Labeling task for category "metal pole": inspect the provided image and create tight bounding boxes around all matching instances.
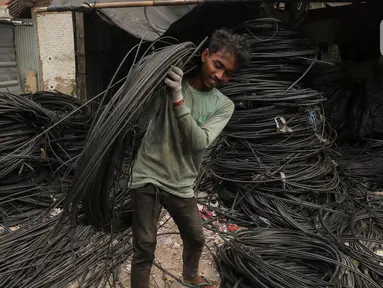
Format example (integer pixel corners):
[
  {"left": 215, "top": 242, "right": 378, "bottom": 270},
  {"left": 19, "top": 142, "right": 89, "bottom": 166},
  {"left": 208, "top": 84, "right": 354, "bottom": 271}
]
[{"left": 35, "top": 0, "right": 205, "bottom": 12}]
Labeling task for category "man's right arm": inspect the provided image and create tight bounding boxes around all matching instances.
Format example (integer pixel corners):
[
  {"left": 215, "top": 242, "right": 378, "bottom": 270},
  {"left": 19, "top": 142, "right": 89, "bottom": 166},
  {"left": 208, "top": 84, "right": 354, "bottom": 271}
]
[{"left": 174, "top": 99, "right": 234, "bottom": 152}]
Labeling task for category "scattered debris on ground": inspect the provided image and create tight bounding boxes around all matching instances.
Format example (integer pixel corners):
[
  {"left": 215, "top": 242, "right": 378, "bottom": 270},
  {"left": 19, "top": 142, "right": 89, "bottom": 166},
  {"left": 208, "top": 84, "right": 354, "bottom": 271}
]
[{"left": 119, "top": 213, "right": 222, "bottom": 288}]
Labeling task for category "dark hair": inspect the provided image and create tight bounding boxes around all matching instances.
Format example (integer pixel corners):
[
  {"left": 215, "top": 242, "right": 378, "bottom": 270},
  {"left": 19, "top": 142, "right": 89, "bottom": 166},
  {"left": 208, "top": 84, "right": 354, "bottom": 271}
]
[{"left": 208, "top": 28, "right": 251, "bottom": 70}]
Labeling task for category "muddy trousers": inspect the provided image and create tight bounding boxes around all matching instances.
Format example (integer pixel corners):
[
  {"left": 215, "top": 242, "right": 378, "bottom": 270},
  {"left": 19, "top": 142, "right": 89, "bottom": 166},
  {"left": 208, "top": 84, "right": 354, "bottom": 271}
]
[{"left": 130, "top": 184, "right": 205, "bottom": 288}]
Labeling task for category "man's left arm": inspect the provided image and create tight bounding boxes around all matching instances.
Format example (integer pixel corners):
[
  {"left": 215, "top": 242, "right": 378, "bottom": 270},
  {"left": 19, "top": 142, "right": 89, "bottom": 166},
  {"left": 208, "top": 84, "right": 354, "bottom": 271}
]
[{"left": 174, "top": 100, "right": 234, "bottom": 152}]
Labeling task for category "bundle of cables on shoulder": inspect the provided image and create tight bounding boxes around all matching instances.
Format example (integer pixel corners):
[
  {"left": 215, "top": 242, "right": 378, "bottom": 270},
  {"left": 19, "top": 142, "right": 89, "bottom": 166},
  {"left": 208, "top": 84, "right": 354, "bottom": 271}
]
[
  {"left": 63, "top": 41, "right": 198, "bottom": 228},
  {"left": 0, "top": 41, "right": 199, "bottom": 287}
]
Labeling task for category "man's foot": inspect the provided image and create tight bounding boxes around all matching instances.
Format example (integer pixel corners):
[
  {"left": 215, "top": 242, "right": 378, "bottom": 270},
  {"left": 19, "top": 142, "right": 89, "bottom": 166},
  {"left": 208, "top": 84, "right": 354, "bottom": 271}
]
[{"left": 184, "top": 276, "right": 217, "bottom": 288}]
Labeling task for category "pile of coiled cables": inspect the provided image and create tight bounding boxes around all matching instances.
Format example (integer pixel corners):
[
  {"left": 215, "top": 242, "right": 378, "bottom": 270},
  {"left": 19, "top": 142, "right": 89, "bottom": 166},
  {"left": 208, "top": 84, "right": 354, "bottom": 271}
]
[
  {"left": 201, "top": 19, "right": 339, "bottom": 232},
  {"left": 0, "top": 91, "right": 92, "bottom": 227},
  {"left": 216, "top": 228, "right": 383, "bottom": 288},
  {"left": 199, "top": 18, "right": 383, "bottom": 287},
  {"left": 316, "top": 200, "right": 383, "bottom": 288},
  {"left": 1, "top": 18, "right": 382, "bottom": 288},
  {"left": 0, "top": 89, "right": 136, "bottom": 287}
]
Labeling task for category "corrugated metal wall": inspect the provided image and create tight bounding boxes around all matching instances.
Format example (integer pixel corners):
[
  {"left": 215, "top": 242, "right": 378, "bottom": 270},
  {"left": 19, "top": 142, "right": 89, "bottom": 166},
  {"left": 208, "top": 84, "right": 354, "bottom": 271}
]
[
  {"left": 14, "top": 19, "right": 40, "bottom": 91},
  {"left": 0, "top": 21, "right": 20, "bottom": 94}
]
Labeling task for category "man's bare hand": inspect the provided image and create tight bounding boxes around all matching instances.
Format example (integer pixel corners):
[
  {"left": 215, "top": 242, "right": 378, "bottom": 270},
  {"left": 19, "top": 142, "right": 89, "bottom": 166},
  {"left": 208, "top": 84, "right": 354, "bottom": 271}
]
[{"left": 165, "top": 65, "right": 184, "bottom": 103}]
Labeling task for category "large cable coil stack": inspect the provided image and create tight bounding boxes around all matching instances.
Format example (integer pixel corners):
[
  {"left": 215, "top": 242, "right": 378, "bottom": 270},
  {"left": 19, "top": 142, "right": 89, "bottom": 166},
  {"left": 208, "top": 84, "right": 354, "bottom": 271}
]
[
  {"left": 200, "top": 19, "right": 383, "bottom": 287},
  {"left": 203, "top": 19, "right": 339, "bottom": 231}
]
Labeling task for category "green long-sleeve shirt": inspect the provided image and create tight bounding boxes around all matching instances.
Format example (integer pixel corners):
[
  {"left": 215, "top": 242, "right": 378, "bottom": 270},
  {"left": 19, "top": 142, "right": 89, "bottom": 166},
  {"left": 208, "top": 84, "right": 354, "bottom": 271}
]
[{"left": 131, "top": 80, "right": 234, "bottom": 198}]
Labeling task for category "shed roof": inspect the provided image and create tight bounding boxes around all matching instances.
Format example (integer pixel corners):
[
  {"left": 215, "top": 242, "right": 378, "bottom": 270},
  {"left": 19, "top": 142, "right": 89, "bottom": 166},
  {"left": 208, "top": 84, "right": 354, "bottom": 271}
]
[{"left": 49, "top": 0, "right": 195, "bottom": 40}]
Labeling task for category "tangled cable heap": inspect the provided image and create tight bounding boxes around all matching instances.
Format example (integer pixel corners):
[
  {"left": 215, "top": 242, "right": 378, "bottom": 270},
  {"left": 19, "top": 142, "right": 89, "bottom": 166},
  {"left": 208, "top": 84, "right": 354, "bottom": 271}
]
[
  {"left": 0, "top": 91, "right": 91, "bottom": 227},
  {"left": 217, "top": 229, "right": 365, "bottom": 288},
  {"left": 0, "top": 216, "right": 133, "bottom": 288},
  {"left": 201, "top": 19, "right": 383, "bottom": 287},
  {"left": 0, "top": 91, "right": 133, "bottom": 287}
]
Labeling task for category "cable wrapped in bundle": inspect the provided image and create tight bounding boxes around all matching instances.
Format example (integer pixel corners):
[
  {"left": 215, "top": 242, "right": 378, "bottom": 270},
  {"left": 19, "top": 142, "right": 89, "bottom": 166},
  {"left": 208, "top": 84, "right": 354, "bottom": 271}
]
[
  {"left": 64, "top": 42, "right": 197, "bottom": 228},
  {"left": 216, "top": 228, "right": 382, "bottom": 288}
]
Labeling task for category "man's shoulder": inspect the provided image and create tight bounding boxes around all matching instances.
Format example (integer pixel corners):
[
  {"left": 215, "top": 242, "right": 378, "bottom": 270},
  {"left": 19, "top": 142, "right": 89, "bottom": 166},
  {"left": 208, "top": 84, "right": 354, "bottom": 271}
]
[
  {"left": 214, "top": 89, "right": 234, "bottom": 109},
  {"left": 210, "top": 89, "right": 234, "bottom": 118}
]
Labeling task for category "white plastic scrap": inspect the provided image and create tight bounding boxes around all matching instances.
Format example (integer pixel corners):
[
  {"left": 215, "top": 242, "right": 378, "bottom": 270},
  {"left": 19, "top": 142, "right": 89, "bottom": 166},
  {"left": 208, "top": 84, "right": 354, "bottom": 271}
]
[
  {"left": 275, "top": 116, "right": 293, "bottom": 133},
  {"left": 280, "top": 172, "right": 286, "bottom": 190}
]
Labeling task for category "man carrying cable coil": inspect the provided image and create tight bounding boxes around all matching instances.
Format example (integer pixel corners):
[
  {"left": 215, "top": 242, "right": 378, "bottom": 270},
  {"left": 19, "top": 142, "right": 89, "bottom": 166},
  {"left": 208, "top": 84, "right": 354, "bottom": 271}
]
[{"left": 130, "top": 29, "right": 250, "bottom": 288}]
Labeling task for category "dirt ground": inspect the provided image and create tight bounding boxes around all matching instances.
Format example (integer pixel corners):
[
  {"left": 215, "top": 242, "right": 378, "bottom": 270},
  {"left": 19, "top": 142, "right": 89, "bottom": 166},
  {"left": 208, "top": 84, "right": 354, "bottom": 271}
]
[{"left": 118, "top": 213, "right": 222, "bottom": 287}]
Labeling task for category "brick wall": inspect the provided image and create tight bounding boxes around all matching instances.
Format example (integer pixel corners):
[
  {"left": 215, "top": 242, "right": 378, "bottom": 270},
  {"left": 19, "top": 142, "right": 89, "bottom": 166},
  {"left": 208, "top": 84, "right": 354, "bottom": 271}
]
[
  {"left": 0, "top": 5, "right": 10, "bottom": 18},
  {"left": 35, "top": 11, "right": 76, "bottom": 95}
]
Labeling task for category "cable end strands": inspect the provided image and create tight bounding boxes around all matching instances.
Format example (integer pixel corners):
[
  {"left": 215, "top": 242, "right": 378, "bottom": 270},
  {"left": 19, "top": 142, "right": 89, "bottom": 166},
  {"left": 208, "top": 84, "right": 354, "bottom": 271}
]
[{"left": 63, "top": 42, "right": 197, "bottom": 229}]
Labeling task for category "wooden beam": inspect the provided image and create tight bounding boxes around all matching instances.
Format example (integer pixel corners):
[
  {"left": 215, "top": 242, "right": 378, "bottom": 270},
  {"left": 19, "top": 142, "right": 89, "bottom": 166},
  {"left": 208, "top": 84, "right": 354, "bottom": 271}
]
[
  {"left": 73, "top": 11, "right": 87, "bottom": 101},
  {"left": 35, "top": 0, "right": 205, "bottom": 12}
]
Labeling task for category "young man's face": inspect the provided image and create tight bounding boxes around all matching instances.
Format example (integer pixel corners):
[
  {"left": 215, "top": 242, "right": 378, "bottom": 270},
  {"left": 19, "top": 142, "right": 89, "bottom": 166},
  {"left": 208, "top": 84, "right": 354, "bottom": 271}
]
[{"left": 200, "top": 48, "right": 237, "bottom": 89}]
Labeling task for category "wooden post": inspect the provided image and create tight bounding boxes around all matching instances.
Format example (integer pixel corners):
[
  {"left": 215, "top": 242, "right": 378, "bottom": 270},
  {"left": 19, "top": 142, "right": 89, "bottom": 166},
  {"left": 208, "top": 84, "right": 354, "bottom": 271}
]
[
  {"left": 24, "top": 71, "right": 38, "bottom": 93},
  {"left": 35, "top": 0, "right": 205, "bottom": 12},
  {"left": 73, "top": 11, "right": 87, "bottom": 101}
]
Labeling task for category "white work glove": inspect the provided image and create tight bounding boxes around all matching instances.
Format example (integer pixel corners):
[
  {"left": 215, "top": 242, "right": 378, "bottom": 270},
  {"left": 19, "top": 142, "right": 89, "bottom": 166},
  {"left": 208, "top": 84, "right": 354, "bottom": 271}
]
[{"left": 164, "top": 65, "right": 184, "bottom": 103}]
